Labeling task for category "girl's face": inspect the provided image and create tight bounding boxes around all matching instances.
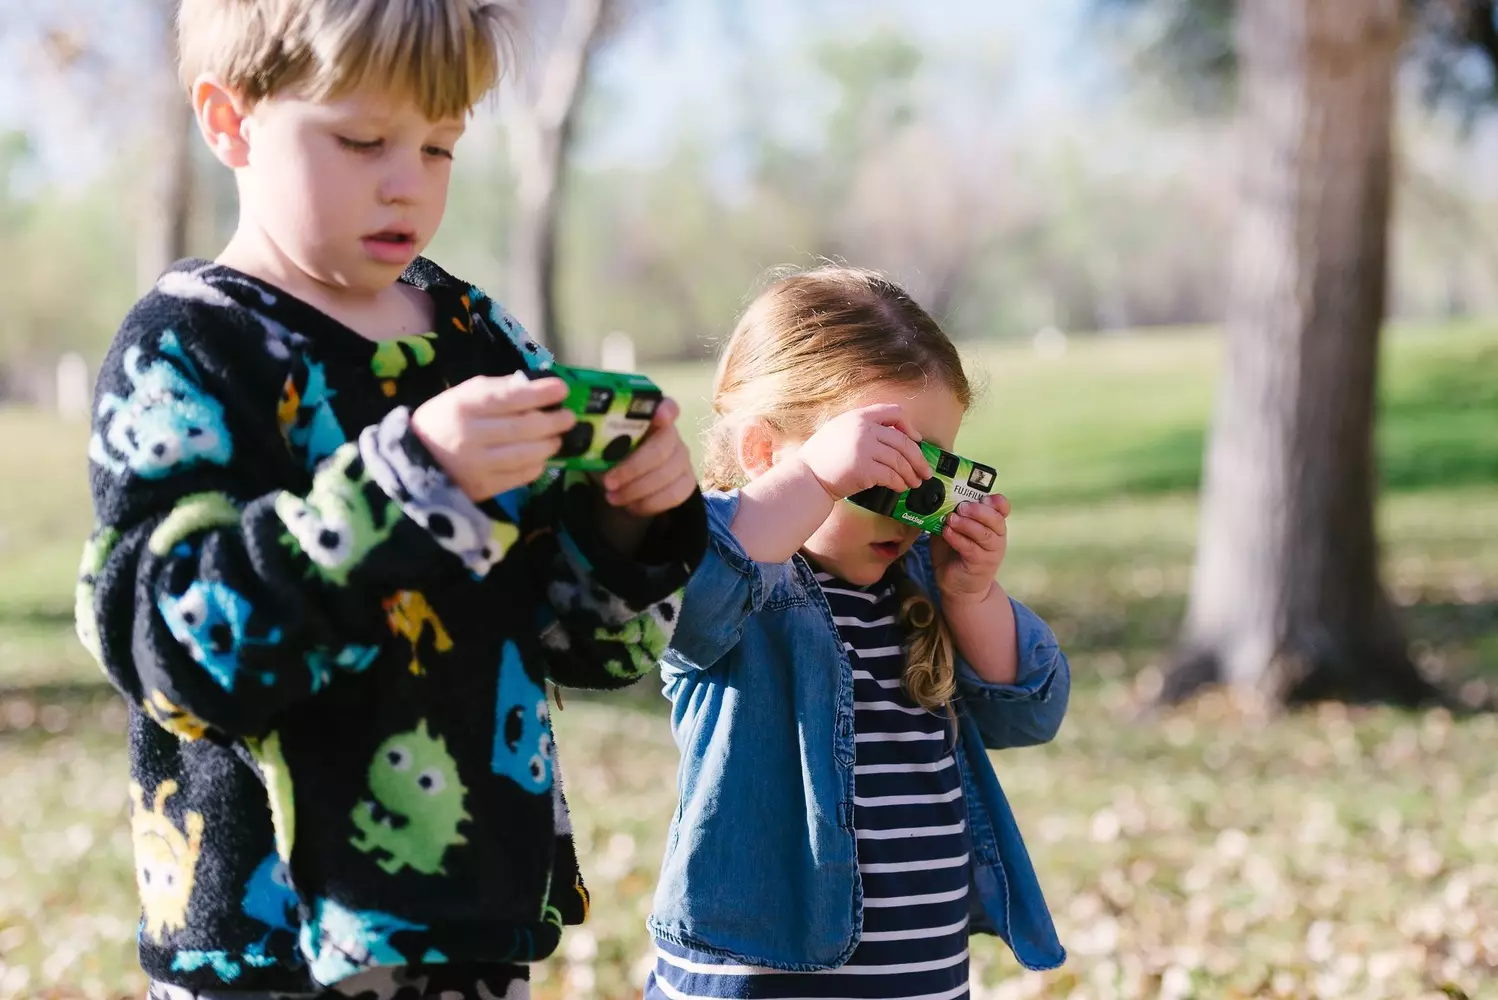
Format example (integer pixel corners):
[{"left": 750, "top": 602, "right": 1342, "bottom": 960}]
[{"left": 770, "top": 379, "right": 966, "bottom": 586}]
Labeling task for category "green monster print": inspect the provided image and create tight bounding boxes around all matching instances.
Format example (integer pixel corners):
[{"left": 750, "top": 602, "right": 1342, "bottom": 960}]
[
  {"left": 147, "top": 491, "right": 241, "bottom": 557},
  {"left": 350, "top": 720, "right": 470, "bottom": 876},
  {"left": 74, "top": 525, "right": 120, "bottom": 665},
  {"left": 275, "top": 444, "right": 398, "bottom": 586},
  {"left": 595, "top": 595, "right": 680, "bottom": 680},
  {"left": 245, "top": 731, "right": 296, "bottom": 863},
  {"left": 370, "top": 333, "right": 438, "bottom": 396}
]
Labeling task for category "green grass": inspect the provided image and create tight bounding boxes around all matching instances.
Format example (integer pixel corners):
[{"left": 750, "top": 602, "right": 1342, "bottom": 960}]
[{"left": 1, "top": 320, "right": 1496, "bottom": 999}]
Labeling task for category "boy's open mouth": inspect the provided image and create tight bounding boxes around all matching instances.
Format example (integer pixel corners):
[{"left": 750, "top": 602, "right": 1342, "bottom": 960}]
[{"left": 363, "top": 228, "right": 417, "bottom": 261}]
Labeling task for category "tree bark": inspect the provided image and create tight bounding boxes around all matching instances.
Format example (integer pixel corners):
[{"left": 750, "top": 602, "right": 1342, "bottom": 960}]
[
  {"left": 1163, "top": 0, "right": 1442, "bottom": 709},
  {"left": 507, "top": 0, "right": 609, "bottom": 361},
  {"left": 136, "top": 0, "right": 194, "bottom": 292}
]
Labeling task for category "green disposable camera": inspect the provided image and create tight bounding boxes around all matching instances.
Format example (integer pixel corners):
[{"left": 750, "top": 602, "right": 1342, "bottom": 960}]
[
  {"left": 847, "top": 441, "right": 998, "bottom": 534},
  {"left": 532, "top": 363, "right": 664, "bottom": 471}
]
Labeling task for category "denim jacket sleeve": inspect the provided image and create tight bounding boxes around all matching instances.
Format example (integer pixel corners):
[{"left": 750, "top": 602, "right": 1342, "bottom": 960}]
[
  {"left": 908, "top": 538, "right": 1071, "bottom": 750},
  {"left": 662, "top": 490, "right": 800, "bottom": 673}
]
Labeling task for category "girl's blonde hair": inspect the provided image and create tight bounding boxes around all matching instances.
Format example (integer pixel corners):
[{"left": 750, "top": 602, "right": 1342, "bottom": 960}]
[
  {"left": 704, "top": 265, "right": 974, "bottom": 714},
  {"left": 177, "top": 0, "right": 519, "bottom": 120}
]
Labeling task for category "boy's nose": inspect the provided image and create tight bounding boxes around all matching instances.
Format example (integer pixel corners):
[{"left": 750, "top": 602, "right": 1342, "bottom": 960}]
[{"left": 378, "top": 162, "right": 423, "bottom": 205}]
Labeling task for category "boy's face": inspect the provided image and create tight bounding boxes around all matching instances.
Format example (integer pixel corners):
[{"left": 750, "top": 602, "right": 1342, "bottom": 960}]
[{"left": 235, "top": 89, "right": 466, "bottom": 294}]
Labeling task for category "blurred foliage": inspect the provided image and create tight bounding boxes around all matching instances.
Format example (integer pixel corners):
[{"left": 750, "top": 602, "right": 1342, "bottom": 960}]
[
  {"left": 1, "top": 13, "right": 1496, "bottom": 388},
  {"left": 1095, "top": 0, "right": 1498, "bottom": 118}
]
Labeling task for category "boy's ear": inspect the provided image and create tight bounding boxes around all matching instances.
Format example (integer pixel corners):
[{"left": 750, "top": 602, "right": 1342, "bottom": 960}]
[
  {"left": 736, "top": 420, "right": 780, "bottom": 482},
  {"left": 192, "top": 74, "right": 252, "bottom": 169}
]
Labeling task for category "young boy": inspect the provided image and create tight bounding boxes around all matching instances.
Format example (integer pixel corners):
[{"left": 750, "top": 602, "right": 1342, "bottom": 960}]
[{"left": 75, "top": 2, "right": 706, "bottom": 997}]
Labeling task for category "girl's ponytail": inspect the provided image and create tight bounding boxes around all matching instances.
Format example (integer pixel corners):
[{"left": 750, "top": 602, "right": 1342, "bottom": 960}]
[{"left": 890, "top": 564, "right": 958, "bottom": 717}]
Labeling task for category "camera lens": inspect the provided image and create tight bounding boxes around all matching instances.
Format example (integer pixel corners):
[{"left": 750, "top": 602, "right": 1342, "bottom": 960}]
[
  {"left": 601, "top": 434, "right": 634, "bottom": 463},
  {"left": 904, "top": 477, "right": 947, "bottom": 516},
  {"left": 557, "top": 421, "right": 594, "bottom": 458}
]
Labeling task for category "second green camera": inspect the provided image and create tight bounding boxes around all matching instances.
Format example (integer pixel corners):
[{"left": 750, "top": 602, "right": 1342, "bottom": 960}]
[{"left": 846, "top": 441, "right": 998, "bottom": 534}]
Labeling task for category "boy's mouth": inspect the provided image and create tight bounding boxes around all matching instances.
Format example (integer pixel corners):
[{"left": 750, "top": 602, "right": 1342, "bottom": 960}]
[
  {"left": 362, "top": 228, "right": 417, "bottom": 262},
  {"left": 870, "top": 540, "right": 903, "bottom": 560}
]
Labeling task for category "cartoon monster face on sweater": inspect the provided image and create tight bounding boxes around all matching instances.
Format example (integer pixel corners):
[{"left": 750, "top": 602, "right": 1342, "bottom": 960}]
[
  {"left": 275, "top": 445, "right": 398, "bottom": 586},
  {"left": 350, "top": 720, "right": 470, "bottom": 876},
  {"left": 129, "top": 779, "right": 205, "bottom": 944},
  {"left": 242, "top": 853, "right": 299, "bottom": 938},
  {"left": 491, "top": 641, "right": 553, "bottom": 794},
  {"left": 284, "top": 359, "right": 346, "bottom": 471},
  {"left": 89, "top": 330, "right": 233, "bottom": 479},
  {"left": 300, "top": 897, "right": 430, "bottom": 984},
  {"left": 158, "top": 578, "right": 282, "bottom": 693}
]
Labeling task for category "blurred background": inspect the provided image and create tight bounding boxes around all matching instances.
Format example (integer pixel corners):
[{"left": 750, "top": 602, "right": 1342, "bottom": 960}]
[{"left": 0, "top": 1, "right": 1495, "bottom": 998}]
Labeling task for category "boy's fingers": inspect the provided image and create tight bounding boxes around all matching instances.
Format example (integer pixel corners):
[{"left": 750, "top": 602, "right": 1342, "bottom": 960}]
[
  {"left": 607, "top": 455, "right": 683, "bottom": 506},
  {"left": 650, "top": 397, "right": 681, "bottom": 428},
  {"left": 602, "top": 427, "right": 681, "bottom": 491},
  {"left": 474, "top": 407, "right": 576, "bottom": 446},
  {"left": 625, "top": 467, "right": 698, "bottom": 517},
  {"left": 464, "top": 372, "right": 569, "bottom": 415},
  {"left": 484, "top": 438, "right": 563, "bottom": 471}
]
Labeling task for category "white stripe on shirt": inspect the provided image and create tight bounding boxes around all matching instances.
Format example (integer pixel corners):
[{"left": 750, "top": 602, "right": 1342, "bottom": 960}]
[{"left": 854, "top": 787, "right": 963, "bottom": 808}]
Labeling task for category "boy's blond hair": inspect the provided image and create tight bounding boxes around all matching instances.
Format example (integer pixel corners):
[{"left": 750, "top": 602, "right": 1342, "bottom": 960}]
[{"left": 177, "top": 0, "right": 519, "bottom": 119}]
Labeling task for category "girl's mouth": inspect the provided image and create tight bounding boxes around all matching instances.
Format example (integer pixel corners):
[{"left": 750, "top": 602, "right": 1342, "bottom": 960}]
[{"left": 870, "top": 540, "right": 903, "bottom": 560}]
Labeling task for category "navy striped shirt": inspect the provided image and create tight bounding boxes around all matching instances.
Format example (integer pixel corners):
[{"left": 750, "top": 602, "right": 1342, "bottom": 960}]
[{"left": 645, "top": 570, "right": 972, "bottom": 1000}]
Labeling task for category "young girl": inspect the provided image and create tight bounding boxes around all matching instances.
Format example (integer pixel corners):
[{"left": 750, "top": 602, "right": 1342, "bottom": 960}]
[{"left": 644, "top": 266, "right": 1070, "bottom": 999}]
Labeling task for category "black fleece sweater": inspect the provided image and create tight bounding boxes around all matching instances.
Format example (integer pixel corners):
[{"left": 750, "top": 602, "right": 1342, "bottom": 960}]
[{"left": 76, "top": 257, "right": 705, "bottom": 990}]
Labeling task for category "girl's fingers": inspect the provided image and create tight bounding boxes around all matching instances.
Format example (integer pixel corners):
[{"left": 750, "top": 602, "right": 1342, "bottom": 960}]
[
  {"left": 874, "top": 441, "right": 921, "bottom": 491},
  {"left": 947, "top": 511, "right": 1001, "bottom": 551},
  {"left": 940, "top": 521, "right": 985, "bottom": 561},
  {"left": 877, "top": 425, "right": 931, "bottom": 482},
  {"left": 959, "top": 501, "right": 1008, "bottom": 536}
]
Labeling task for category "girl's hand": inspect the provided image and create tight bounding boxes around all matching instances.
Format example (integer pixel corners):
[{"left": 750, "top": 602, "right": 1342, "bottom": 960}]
[
  {"left": 794, "top": 404, "right": 932, "bottom": 501},
  {"left": 932, "top": 493, "right": 1010, "bottom": 606},
  {"left": 598, "top": 398, "right": 698, "bottom": 518}
]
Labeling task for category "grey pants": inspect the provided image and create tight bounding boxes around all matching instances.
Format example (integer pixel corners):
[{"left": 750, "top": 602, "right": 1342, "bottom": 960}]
[{"left": 148, "top": 964, "right": 528, "bottom": 1000}]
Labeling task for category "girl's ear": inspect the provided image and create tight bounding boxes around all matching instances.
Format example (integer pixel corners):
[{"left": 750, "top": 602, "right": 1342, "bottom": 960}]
[{"left": 736, "top": 420, "right": 780, "bottom": 481}]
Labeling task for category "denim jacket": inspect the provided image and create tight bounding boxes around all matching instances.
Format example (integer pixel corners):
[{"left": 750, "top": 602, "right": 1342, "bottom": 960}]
[{"left": 647, "top": 490, "right": 1069, "bottom": 972}]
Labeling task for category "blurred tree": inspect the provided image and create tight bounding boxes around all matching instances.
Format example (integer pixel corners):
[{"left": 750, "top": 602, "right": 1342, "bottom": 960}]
[
  {"left": 507, "top": 0, "right": 657, "bottom": 361},
  {"left": 1102, "top": 0, "right": 1498, "bottom": 708},
  {"left": 135, "top": 0, "right": 196, "bottom": 292}
]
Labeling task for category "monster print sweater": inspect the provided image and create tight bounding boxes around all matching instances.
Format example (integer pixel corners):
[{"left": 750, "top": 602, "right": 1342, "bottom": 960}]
[{"left": 76, "top": 257, "right": 706, "bottom": 992}]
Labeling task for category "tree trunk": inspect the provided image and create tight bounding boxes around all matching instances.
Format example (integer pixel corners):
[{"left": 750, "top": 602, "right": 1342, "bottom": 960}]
[
  {"left": 136, "top": 1, "right": 194, "bottom": 292},
  {"left": 1163, "top": 0, "right": 1441, "bottom": 709},
  {"left": 507, "top": 0, "right": 609, "bottom": 361}
]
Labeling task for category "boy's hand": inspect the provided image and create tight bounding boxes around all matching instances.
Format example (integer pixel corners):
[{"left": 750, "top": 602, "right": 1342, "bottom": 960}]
[
  {"left": 411, "top": 373, "right": 577, "bottom": 501},
  {"left": 932, "top": 493, "right": 1010, "bottom": 606},
  {"left": 598, "top": 398, "right": 697, "bottom": 518},
  {"left": 794, "top": 404, "right": 931, "bottom": 501}
]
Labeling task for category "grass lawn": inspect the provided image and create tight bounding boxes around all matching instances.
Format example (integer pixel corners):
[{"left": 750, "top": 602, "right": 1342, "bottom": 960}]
[{"left": 1, "top": 320, "right": 1495, "bottom": 999}]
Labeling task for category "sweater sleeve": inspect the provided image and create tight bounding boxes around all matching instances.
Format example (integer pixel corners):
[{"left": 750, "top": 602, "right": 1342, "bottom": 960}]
[
  {"left": 455, "top": 282, "right": 710, "bottom": 690},
  {"left": 524, "top": 469, "right": 707, "bottom": 690},
  {"left": 76, "top": 293, "right": 487, "bottom": 742}
]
